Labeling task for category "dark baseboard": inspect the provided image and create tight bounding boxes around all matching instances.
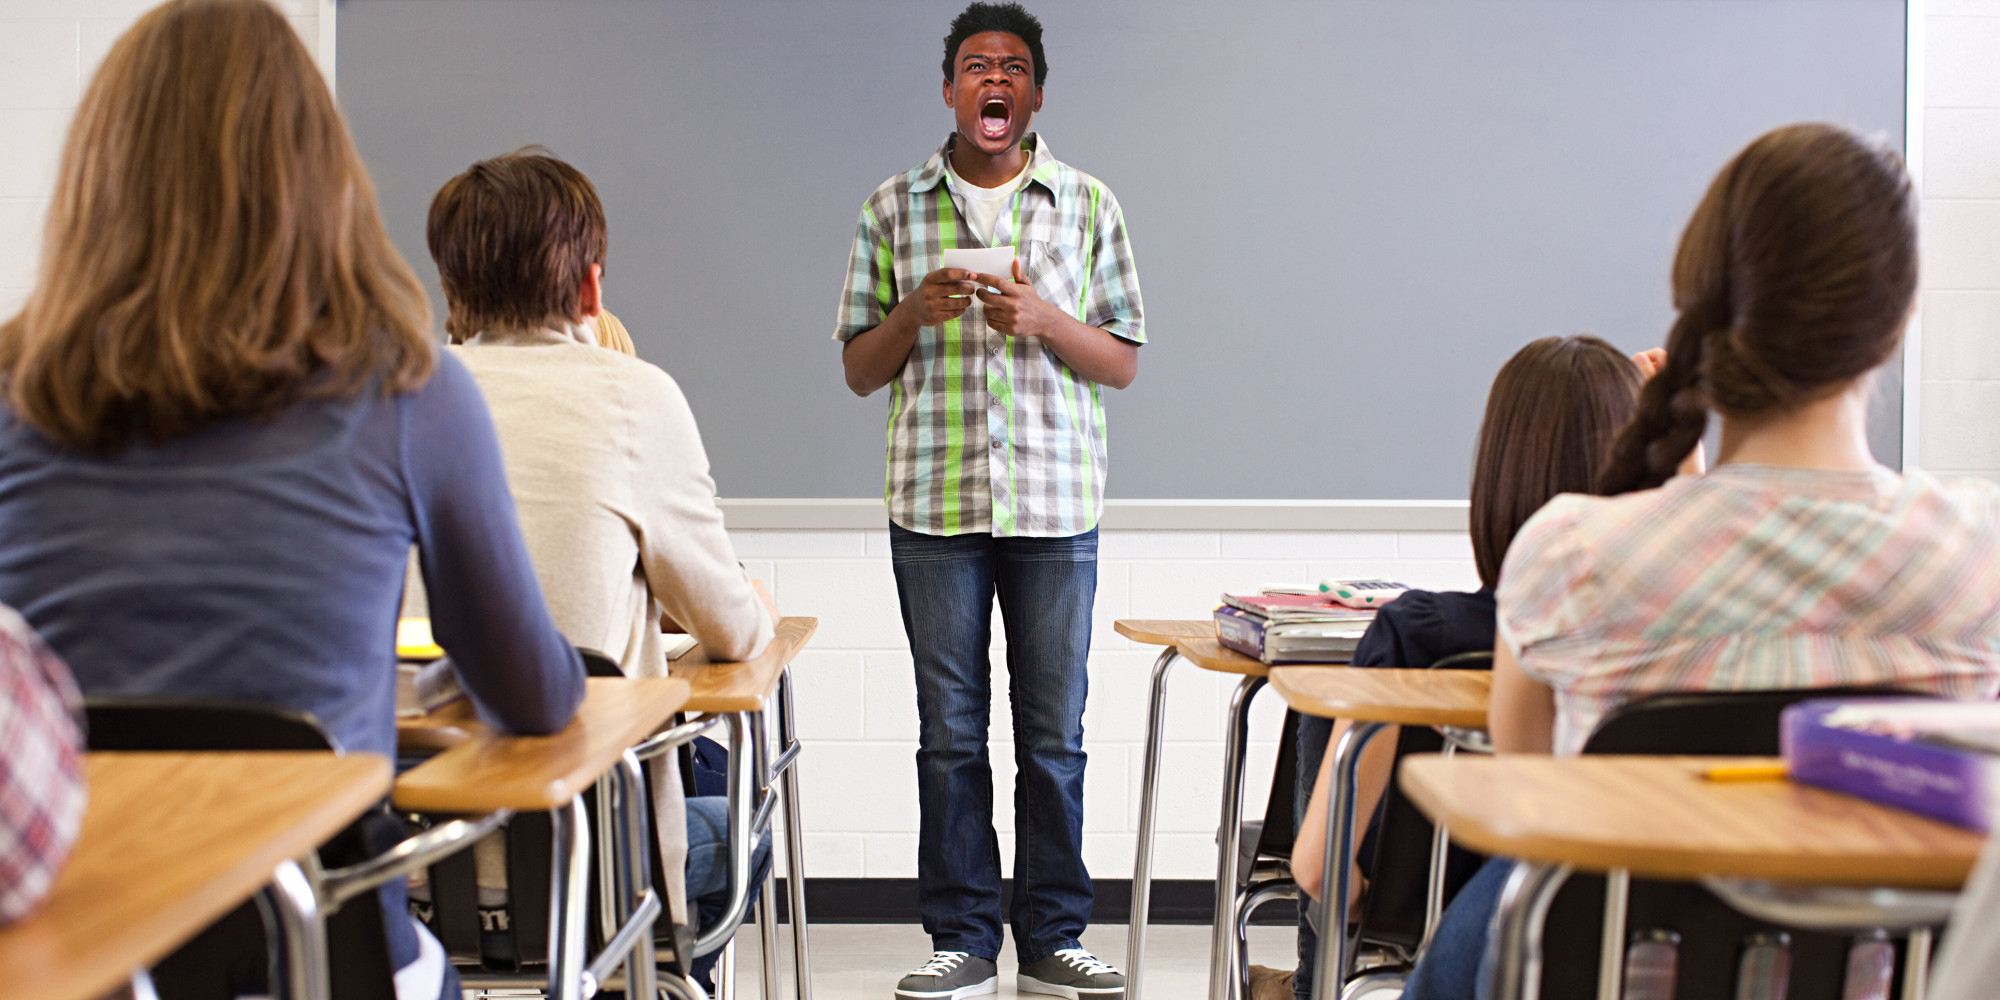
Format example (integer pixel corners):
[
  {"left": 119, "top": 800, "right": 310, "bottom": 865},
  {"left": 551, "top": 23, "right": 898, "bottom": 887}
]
[{"left": 769, "top": 878, "right": 1300, "bottom": 926}]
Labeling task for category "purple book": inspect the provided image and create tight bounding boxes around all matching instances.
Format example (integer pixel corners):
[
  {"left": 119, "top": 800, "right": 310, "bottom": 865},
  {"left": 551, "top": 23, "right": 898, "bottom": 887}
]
[{"left": 1781, "top": 698, "right": 2000, "bottom": 833}]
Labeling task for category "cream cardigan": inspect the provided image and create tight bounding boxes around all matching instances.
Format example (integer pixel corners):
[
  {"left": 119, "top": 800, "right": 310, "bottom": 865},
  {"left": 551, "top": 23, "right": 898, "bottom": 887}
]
[{"left": 447, "top": 322, "right": 773, "bottom": 675}]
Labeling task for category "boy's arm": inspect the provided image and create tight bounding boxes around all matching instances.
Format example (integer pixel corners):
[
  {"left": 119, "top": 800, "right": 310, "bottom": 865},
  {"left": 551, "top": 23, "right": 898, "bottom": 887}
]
[
  {"left": 842, "top": 268, "right": 981, "bottom": 395},
  {"left": 835, "top": 206, "right": 978, "bottom": 396}
]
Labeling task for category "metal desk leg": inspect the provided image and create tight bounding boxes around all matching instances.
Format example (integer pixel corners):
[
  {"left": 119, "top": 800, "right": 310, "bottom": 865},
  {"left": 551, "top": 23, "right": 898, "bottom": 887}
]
[
  {"left": 256, "top": 858, "right": 329, "bottom": 1000},
  {"left": 1902, "top": 927, "right": 1933, "bottom": 1000},
  {"left": 1208, "top": 674, "right": 1267, "bottom": 1000},
  {"left": 717, "top": 939, "right": 739, "bottom": 1000},
  {"left": 760, "top": 878, "right": 782, "bottom": 1000},
  {"left": 696, "top": 713, "right": 759, "bottom": 958},
  {"left": 616, "top": 750, "right": 660, "bottom": 1000},
  {"left": 1415, "top": 741, "right": 1456, "bottom": 961},
  {"left": 778, "top": 666, "right": 814, "bottom": 1000},
  {"left": 547, "top": 795, "right": 592, "bottom": 1000},
  {"left": 1308, "top": 721, "right": 1387, "bottom": 1000},
  {"left": 1486, "top": 861, "right": 1574, "bottom": 1000},
  {"left": 1126, "top": 646, "right": 1179, "bottom": 1000},
  {"left": 1597, "top": 870, "right": 1629, "bottom": 1000}
]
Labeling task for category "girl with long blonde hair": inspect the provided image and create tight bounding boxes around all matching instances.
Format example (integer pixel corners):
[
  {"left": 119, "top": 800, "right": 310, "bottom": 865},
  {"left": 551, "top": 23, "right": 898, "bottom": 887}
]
[{"left": 0, "top": 2, "right": 584, "bottom": 996}]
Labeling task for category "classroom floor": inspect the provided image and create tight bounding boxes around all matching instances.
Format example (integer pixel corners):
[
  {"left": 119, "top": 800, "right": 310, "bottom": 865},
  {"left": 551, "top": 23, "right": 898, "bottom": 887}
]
[{"left": 692, "top": 922, "right": 1402, "bottom": 1000}]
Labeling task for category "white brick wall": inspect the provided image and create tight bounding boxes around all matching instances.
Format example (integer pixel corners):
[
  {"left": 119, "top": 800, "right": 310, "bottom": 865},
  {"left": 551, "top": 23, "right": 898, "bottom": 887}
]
[
  {"left": 1921, "top": 1, "right": 2000, "bottom": 477},
  {"left": 749, "top": 529, "right": 1480, "bottom": 879},
  {"left": 0, "top": 0, "right": 327, "bottom": 318}
]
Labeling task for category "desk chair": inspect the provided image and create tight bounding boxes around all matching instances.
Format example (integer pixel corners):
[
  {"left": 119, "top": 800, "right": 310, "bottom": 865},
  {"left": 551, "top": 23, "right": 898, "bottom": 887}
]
[
  {"left": 1529, "top": 688, "right": 1933, "bottom": 1000},
  {"left": 1317, "top": 650, "right": 1493, "bottom": 1000},
  {"left": 84, "top": 697, "right": 504, "bottom": 1000},
  {"left": 431, "top": 650, "right": 761, "bottom": 1000}
]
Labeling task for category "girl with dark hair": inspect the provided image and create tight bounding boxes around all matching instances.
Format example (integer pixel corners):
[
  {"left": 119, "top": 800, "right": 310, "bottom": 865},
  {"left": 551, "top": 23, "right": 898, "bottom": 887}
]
[
  {"left": 1405, "top": 123, "right": 2000, "bottom": 1000},
  {"left": 1269, "top": 335, "right": 1648, "bottom": 1000}
]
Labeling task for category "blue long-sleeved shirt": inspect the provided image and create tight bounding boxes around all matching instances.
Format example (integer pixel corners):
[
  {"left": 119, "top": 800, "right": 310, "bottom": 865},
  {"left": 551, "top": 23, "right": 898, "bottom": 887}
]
[{"left": 0, "top": 353, "right": 584, "bottom": 973}]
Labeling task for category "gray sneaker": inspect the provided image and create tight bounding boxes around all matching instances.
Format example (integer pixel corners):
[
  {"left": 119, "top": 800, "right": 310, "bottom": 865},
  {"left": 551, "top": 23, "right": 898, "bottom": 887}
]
[
  {"left": 893, "top": 951, "right": 998, "bottom": 1000},
  {"left": 1017, "top": 948, "right": 1125, "bottom": 999}
]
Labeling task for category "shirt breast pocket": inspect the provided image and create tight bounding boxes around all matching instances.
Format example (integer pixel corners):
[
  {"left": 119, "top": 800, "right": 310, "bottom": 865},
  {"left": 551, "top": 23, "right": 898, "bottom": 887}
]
[{"left": 1021, "top": 239, "right": 1086, "bottom": 313}]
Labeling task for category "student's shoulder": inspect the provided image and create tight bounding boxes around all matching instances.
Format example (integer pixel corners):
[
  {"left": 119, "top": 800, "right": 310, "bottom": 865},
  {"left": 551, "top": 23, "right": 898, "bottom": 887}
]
[{"left": 1039, "top": 158, "right": 1122, "bottom": 206}]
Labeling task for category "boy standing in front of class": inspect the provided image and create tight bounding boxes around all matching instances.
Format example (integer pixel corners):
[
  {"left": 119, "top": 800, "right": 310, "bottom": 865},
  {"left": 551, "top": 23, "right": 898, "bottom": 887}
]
[{"left": 833, "top": 4, "right": 1145, "bottom": 999}]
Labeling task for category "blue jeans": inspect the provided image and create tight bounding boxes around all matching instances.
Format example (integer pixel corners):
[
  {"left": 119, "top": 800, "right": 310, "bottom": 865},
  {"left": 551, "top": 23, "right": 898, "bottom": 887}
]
[
  {"left": 685, "top": 795, "right": 774, "bottom": 988},
  {"left": 890, "top": 522, "right": 1097, "bottom": 964},
  {"left": 1402, "top": 856, "right": 1510, "bottom": 1000}
]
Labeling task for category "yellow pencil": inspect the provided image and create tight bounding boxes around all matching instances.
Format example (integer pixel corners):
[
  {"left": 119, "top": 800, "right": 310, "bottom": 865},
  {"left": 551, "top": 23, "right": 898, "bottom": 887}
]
[{"left": 1703, "top": 762, "right": 1789, "bottom": 782}]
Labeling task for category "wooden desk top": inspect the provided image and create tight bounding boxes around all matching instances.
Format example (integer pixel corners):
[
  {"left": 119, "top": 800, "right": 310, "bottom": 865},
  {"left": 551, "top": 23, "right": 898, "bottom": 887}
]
[
  {"left": 1114, "top": 619, "right": 1214, "bottom": 646},
  {"left": 670, "top": 616, "right": 817, "bottom": 714},
  {"left": 1270, "top": 667, "right": 1490, "bottom": 728},
  {"left": 0, "top": 752, "right": 390, "bottom": 1000},
  {"left": 1173, "top": 636, "right": 1273, "bottom": 677},
  {"left": 394, "top": 676, "right": 689, "bottom": 813},
  {"left": 1400, "top": 755, "right": 1986, "bottom": 890}
]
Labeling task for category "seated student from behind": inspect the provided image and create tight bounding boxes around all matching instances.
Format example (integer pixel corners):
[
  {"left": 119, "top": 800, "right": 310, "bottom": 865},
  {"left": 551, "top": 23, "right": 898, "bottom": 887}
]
[
  {"left": 426, "top": 150, "right": 775, "bottom": 675},
  {"left": 0, "top": 606, "right": 85, "bottom": 928},
  {"left": 1404, "top": 122, "right": 2000, "bottom": 1000},
  {"left": 1271, "top": 334, "right": 1648, "bottom": 1000},
  {"left": 0, "top": 3, "right": 585, "bottom": 997},
  {"left": 421, "top": 150, "right": 777, "bottom": 988}
]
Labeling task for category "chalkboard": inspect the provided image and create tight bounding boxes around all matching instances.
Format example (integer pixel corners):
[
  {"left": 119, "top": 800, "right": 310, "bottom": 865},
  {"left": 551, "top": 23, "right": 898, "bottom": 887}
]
[{"left": 340, "top": 0, "right": 1907, "bottom": 500}]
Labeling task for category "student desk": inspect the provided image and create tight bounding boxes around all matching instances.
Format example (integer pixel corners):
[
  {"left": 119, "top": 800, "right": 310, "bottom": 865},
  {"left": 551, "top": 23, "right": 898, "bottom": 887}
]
[
  {"left": 1400, "top": 755, "right": 1985, "bottom": 1000},
  {"left": 1113, "top": 618, "right": 1212, "bottom": 1000},
  {"left": 1169, "top": 635, "right": 1287, "bottom": 1000},
  {"left": 398, "top": 676, "right": 691, "bottom": 1000},
  {"left": 1269, "top": 666, "right": 1492, "bottom": 1000},
  {"left": 668, "top": 616, "right": 819, "bottom": 1000},
  {"left": 0, "top": 751, "right": 390, "bottom": 1000}
]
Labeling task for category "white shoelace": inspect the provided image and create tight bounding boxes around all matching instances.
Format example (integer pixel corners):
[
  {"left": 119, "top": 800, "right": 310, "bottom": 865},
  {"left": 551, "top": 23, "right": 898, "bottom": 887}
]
[
  {"left": 911, "top": 951, "right": 971, "bottom": 977},
  {"left": 1053, "top": 948, "right": 1118, "bottom": 976}
]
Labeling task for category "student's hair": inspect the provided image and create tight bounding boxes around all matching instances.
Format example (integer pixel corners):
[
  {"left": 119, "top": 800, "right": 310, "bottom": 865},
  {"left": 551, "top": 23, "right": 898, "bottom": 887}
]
[
  {"left": 0, "top": 0, "right": 433, "bottom": 453},
  {"left": 595, "top": 311, "right": 637, "bottom": 357},
  {"left": 1596, "top": 123, "right": 1917, "bottom": 496},
  {"left": 943, "top": 2, "right": 1047, "bottom": 87},
  {"left": 428, "top": 150, "right": 608, "bottom": 341},
  {"left": 1470, "top": 335, "right": 1643, "bottom": 589}
]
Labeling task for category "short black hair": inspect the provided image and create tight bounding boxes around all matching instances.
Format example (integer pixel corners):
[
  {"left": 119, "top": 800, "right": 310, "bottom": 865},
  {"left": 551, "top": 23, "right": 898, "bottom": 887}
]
[{"left": 943, "top": 2, "right": 1046, "bottom": 88}]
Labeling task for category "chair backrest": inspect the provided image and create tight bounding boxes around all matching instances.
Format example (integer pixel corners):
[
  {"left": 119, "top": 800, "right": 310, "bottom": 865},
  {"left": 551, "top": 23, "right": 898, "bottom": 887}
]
[
  {"left": 1539, "top": 687, "right": 1935, "bottom": 1000},
  {"left": 579, "top": 648, "right": 624, "bottom": 678},
  {"left": 80, "top": 696, "right": 393, "bottom": 1000},
  {"left": 84, "top": 695, "right": 337, "bottom": 752},
  {"left": 1582, "top": 686, "right": 1923, "bottom": 756}
]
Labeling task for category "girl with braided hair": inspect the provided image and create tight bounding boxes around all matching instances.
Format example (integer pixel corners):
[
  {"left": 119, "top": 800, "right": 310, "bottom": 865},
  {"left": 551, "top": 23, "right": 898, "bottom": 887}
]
[{"left": 1403, "top": 122, "right": 2000, "bottom": 1000}]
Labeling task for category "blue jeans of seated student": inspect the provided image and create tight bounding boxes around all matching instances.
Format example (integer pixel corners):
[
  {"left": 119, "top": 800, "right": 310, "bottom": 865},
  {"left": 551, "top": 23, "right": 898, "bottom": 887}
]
[
  {"left": 889, "top": 522, "right": 1097, "bottom": 964},
  {"left": 685, "top": 795, "right": 775, "bottom": 989},
  {"left": 1401, "top": 856, "right": 1511, "bottom": 1000}
]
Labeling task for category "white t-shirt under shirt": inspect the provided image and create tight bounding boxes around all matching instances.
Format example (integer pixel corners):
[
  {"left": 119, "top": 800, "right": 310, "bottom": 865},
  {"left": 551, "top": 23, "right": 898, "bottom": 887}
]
[{"left": 946, "top": 158, "right": 1034, "bottom": 249}]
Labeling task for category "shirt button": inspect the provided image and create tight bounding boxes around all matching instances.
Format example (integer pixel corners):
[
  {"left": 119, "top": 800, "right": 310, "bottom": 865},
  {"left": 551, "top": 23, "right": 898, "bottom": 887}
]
[{"left": 991, "top": 439, "right": 1002, "bottom": 449}]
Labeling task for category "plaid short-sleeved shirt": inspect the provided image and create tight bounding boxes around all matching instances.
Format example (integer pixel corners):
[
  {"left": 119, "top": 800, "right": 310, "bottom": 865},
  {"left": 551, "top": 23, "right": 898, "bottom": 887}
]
[
  {"left": 835, "top": 134, "right": 1145, "bottom": 537},
  {"left": 0, "top": 604, "right": 85, "bottom": 925}
]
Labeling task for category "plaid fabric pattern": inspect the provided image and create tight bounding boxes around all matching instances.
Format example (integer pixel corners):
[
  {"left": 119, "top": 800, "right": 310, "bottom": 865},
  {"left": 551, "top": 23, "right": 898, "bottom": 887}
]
[
  {"left": 835, "top": 134, "right": 1145, "bottom": 537},
  {"left": 0, "top": 604, "right": 85, "bottom": 924},
  {"left": 1498, "top": 464, "right": 2000, "bottom": 756},
  {"left": 1496, "top": 464, "right": 2000, "bottom": 752}
]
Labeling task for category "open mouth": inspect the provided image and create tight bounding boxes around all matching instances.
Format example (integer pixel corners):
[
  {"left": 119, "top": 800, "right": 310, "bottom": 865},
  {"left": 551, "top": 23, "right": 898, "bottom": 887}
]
[{"left": 979, "top": 98, "right": 1011, "bottom": 140}]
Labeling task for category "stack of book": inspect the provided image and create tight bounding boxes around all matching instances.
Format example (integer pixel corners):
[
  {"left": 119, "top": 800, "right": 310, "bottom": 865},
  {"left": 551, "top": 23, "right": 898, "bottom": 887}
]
[
  {"left": 1782, "top": 698, "right": 2000, "bottom": 832},
  {"left": 1213, "top": 592, "right": 1377, "bottom": 664}
]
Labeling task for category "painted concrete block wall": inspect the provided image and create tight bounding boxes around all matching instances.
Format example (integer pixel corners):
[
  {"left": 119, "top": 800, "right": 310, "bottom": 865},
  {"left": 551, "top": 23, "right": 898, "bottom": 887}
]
[
  {"left": 0, "top": 0, "right": 325, "bottom": 318},
  {"left": 1922, "top": 2, "right": 2000, "bottom": 476}
]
